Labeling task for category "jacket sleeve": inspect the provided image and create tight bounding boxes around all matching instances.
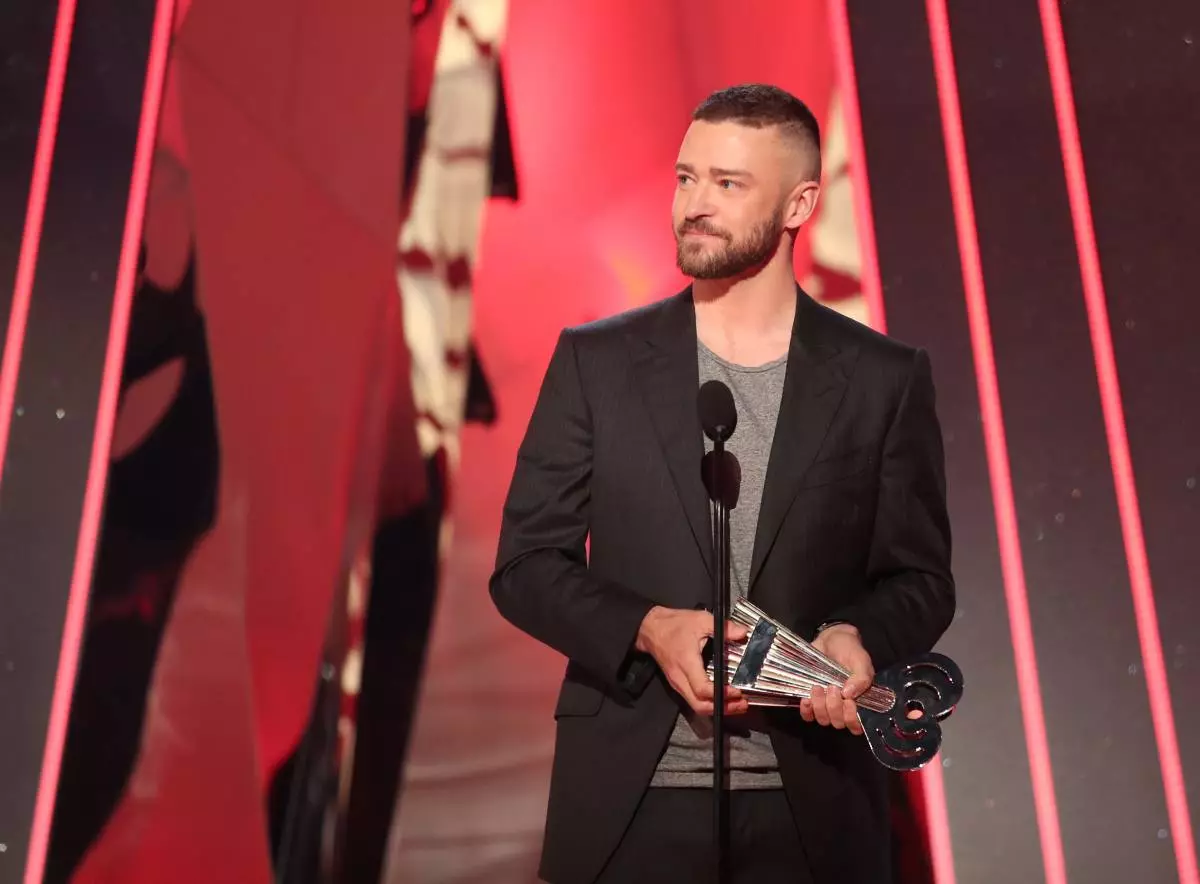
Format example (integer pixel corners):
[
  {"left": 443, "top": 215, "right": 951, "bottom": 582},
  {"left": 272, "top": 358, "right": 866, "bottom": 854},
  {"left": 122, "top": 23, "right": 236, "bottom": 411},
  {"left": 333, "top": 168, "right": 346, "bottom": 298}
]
[
  {"left": 827, "top": 347, "right": 956, "bottom": 670},
  {"left": 489, "top": 329, "right": 657, "bottom": 698}
]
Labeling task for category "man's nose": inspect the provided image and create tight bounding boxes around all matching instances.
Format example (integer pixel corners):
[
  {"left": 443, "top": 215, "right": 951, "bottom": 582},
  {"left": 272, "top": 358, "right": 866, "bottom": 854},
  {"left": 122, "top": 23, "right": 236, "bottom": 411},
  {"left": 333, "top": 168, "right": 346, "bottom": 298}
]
[
  {"left": 682, "top": 180, "right": 717, "bottom": 220},
  {"left": 685, "top": 195, "right": 714, "bottom": 221}
]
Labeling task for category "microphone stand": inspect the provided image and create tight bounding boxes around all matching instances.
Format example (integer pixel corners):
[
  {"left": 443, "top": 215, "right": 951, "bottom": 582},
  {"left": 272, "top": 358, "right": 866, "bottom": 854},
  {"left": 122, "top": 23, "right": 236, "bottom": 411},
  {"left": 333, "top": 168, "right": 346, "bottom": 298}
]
[{"left": 707, "top": 441, "right": 731, "bottom": 884}]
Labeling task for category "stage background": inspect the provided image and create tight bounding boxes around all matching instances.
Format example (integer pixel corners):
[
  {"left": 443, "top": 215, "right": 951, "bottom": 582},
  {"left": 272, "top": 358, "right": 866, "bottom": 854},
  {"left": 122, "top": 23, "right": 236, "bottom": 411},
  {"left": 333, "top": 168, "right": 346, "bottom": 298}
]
[{"left": 1, "top": 1, "right": 1196, "bottom": 883}]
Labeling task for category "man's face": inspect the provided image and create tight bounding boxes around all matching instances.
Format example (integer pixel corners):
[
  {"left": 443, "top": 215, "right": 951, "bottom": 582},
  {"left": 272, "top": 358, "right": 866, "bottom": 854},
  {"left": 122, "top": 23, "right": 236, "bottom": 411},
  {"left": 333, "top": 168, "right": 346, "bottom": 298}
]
[{"left": 672, "top": 120, "right": 795, "bottom": 280}]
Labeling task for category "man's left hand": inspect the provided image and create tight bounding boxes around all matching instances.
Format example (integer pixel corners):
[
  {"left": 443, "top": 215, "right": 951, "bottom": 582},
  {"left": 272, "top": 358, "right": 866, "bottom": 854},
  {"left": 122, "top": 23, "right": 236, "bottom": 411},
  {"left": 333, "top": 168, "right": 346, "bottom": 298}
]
[{"left": 800, "top": 624, "right": 873, "bottom": 736}]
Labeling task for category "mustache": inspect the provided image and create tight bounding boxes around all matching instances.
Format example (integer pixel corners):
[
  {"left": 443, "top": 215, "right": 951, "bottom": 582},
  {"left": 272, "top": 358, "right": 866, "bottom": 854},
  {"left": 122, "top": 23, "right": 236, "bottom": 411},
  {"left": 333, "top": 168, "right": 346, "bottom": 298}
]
[{"left": 677, "top": 220, "right": 730, "bottom": 238}]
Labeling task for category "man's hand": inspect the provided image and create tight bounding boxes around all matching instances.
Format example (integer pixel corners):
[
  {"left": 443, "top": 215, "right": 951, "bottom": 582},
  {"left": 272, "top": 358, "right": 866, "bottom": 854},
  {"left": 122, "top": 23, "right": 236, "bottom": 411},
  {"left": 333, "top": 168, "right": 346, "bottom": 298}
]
[
  {"left": 636, "top": 606, "right": 749, "bottom": 716},
  {"left": 800, "top": 624, "right": 873, "bottom": 736}
]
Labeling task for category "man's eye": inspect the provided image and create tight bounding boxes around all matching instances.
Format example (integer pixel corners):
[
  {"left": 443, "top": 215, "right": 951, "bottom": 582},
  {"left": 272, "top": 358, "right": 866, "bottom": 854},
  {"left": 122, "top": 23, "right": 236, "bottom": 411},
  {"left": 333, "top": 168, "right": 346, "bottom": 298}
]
[{"left": 719, "top": 179, "right": 737, "bottom": 190}]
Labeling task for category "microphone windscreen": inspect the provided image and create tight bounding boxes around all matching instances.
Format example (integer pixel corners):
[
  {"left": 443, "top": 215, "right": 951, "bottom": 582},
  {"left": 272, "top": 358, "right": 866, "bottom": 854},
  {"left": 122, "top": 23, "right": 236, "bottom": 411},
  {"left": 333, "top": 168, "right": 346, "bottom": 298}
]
[{"left": 698, "top": 379, "right": 737, "bottom": 443}]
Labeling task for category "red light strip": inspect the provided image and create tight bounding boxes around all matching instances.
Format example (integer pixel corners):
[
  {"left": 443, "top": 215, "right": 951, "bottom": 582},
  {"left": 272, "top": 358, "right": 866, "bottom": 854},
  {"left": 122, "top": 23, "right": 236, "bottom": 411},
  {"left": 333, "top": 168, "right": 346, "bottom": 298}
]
[
  {"left": 924, "top": 1, "right": 1068, "bottom": 883},
  {"left": 919, "top": 759, "right": 956, "bottom": 884},
  {"left": 1036, "top": 4, "right": 1198, "bottom": 882},
  {"left": 22, "top": 0, "right": 178, "bottom": 880},
  {"left": 0, "top": 0, "right": 79, "bottom": 491},
  {"left": 827, "top": 2, "right": 956, "bottom": 881}
]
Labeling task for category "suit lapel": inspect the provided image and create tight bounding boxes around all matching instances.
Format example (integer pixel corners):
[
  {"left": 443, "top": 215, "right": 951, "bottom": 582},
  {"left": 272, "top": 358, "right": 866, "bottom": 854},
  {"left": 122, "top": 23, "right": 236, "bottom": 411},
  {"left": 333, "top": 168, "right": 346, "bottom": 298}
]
[
  {"left": 628, "top": 290, "right": 713, "bottom": 579},
  {"left": 748, "top": 291, "right": 860, "bottom": 591}
]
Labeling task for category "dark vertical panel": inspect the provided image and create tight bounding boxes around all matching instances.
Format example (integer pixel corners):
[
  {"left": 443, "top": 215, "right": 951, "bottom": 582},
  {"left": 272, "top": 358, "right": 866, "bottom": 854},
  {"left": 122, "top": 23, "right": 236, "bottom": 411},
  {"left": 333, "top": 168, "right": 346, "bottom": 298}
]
[
  {"left": 946, "top": 2, "right": 1173, "bottom": 880},
  {"left": 1062, "top": 0, "right": 1200, "bottom": 849},
  {"left": 0, "top": 0, "right": 156, "bottom": 876},
  {"left": 46, "top": 256, "right": 219, "bottom": 881},
  {"left": 848, "top": 1, "right": 1045, "bottom": 881},
  {"left": 0, "top": 3, "right": 58, "bottom": 348}
]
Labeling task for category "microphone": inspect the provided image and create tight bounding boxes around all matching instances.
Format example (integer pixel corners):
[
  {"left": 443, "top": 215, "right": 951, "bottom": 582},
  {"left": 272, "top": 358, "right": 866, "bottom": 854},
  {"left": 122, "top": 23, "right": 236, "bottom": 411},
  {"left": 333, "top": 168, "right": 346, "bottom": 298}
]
[
  {"left": 698, "top": 380, "right": 737, "bottom": 443},
  {"left": 697, "top": 378, "right": 736, "bottom": 883}
]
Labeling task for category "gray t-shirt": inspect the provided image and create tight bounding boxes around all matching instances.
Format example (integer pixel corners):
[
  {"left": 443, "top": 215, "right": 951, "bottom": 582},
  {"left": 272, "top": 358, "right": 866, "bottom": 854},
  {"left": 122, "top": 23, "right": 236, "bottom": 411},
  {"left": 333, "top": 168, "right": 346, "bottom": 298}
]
[{"left": 650, "top": 340, "right": 788, "bottom": 789}]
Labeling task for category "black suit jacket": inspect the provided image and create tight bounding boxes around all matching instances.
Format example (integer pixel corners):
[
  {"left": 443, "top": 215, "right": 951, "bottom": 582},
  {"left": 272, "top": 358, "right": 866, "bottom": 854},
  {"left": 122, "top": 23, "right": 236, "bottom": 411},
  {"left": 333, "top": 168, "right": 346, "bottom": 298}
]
[{"left": 490, "top": 287, "right": 955, "bottom": 884}]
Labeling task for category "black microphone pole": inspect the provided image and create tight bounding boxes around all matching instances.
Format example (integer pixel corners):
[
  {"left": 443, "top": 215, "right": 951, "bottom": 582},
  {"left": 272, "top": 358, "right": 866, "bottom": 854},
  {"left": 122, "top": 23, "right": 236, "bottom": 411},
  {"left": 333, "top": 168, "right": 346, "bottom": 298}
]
[
  {"left": 698, "top": 380, "right": 736, "bottom": 884},
  {"left": 709, "top": 438, "right": 730, "bottom": 884}
]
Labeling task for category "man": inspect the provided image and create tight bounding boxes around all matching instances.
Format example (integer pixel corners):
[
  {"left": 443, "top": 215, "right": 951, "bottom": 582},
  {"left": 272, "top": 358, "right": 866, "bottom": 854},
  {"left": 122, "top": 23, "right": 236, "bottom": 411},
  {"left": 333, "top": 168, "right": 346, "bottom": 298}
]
[{"left": 490, "top": 84, "right": 955, "bottom": 884}]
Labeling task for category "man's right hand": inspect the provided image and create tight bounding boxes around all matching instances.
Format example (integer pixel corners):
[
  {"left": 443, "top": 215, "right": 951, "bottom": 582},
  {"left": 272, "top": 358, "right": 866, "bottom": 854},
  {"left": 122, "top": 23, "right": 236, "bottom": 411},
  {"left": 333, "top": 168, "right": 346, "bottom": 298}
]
[{"left": 635, "top": 606, "right": 749, "bottom": 716}]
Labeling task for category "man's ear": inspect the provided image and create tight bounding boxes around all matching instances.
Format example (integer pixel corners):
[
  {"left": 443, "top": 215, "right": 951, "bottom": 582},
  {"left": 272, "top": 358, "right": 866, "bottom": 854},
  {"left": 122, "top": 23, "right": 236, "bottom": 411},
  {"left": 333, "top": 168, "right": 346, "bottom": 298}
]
[{"left": 784, "top": 179, "right": 821, "bottom": 233}]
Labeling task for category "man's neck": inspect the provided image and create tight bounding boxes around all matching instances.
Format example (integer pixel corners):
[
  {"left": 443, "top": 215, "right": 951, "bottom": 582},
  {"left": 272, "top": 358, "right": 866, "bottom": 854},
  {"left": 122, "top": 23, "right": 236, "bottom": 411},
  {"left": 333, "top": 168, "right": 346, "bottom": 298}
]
[{"left": 693, "top": 264, "right": 797, "bottom": 366}]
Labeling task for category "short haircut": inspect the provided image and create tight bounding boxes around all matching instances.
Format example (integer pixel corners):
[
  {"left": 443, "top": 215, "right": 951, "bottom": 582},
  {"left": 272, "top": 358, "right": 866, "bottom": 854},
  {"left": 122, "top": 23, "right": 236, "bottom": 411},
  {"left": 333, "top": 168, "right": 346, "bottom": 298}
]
[{"left": 692, "top": 84, "right": 822, "bottom": 179}]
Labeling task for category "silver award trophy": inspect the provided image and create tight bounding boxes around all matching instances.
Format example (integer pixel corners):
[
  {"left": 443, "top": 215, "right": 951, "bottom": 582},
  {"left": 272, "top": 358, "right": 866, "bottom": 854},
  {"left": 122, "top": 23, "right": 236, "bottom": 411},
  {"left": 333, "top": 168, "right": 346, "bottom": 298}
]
[{"left": 706, "top": 598, "right": 964, "bottom": 771}]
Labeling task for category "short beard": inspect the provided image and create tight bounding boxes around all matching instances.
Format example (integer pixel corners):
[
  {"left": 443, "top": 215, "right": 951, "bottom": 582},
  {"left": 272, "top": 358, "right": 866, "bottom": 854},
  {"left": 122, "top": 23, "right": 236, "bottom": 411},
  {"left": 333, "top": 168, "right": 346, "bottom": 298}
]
[{"left": 675, "top": 210, "right": 786, "bottom": 280}]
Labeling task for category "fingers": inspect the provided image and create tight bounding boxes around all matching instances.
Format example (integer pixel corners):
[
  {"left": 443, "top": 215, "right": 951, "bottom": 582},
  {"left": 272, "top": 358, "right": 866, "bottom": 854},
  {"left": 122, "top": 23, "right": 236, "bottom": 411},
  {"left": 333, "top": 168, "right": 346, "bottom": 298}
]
[
  {"left": 845, "top": 698, "right": 864, "bottom": 735},
  {"left": 660, "top": 609, "right": 751, "bottom": 716},
  {"left": 843, "top": 672, "right": 872, "bottom": 701},
  {"left": 673, "top": 677, "right": 748, "bottom": 717},
  {"left": 680, "top": 652, "right": 745, "bottom": 715},
  {"left": 827, "top": 686, "right": 847, "bottom": 729},
  {"left": 804, "top": 686, "right": 863, "bottom": 733},
  {"left": 668, "top": 667, "right": 710, "bottom": 716},
  {"left": 809, "top": 686, "right": 832, "bottom": 727},
  {"left": 690, "top": 672, "right": 748, "bottom": 716},
  {"left": 719, "top": 685, "right": 749, "bottom": 716},
  {"left": 841, "top": 670, "right": 870, "bottom": 735},
  {"left": 699, "top": 619, "right": 749, "bottom": 646},
  {"left": 667, "top": 637, "right": 715, "bottom": 714},
  {"left": 801, "top": 626, "right": 876, "bottom": 733},
  {"left": 681, "top": 649, "right": 716, "bottom": 709},
  {"left": 693, "top": 611, "right": 747, "bottom": 641}
]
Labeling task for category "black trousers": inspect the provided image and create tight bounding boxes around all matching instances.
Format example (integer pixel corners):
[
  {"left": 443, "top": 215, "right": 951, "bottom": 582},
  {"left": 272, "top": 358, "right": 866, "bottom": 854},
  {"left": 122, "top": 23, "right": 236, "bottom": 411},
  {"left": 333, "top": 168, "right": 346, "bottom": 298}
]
[{"left": 594, "top": 788, "right": 815, "bottom": 884}]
